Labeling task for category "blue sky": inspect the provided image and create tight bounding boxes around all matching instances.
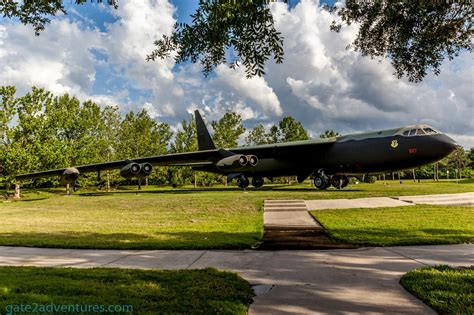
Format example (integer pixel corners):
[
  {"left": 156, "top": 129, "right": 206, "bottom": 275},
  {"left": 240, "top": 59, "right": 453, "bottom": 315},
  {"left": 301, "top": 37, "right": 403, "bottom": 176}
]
[{"left": 0, "top": 0, "right": 472, "bottom": 147}]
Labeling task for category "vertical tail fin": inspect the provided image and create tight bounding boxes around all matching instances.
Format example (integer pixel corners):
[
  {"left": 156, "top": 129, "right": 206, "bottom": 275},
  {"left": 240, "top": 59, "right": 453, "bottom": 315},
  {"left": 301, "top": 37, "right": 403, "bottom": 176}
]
[{"left": 194, "top": 110, "right": 216, "bottom": 151}]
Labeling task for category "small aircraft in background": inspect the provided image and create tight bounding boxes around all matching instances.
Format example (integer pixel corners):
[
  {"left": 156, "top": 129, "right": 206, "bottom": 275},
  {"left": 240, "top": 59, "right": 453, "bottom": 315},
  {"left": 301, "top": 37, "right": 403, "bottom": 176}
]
[{"left": 14, "top": 110, "right": 457, "bottom": 191}]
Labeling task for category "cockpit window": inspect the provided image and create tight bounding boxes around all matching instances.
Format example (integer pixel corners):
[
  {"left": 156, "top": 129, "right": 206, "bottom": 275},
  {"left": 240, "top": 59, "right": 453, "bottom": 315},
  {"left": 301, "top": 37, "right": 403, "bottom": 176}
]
[
  {"left": 400, "top": 126, "right": 439, "bottom": 137},
  {"left": 423, "top": 127, "right": 437, "bottom": 134}
]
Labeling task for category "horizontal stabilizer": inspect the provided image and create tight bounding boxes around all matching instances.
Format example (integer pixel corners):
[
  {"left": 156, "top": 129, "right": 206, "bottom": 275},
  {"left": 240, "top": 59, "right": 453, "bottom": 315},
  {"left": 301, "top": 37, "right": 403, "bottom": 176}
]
[{"left": 195, "top": 110, "right": 216, "bottom": 151}]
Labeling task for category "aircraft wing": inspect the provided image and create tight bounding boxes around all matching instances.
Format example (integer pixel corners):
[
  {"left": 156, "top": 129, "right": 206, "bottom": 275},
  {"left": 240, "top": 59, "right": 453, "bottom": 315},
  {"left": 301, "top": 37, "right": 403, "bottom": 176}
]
[{"left": 15, "top": 149, "right": 220, "bottom": 181}]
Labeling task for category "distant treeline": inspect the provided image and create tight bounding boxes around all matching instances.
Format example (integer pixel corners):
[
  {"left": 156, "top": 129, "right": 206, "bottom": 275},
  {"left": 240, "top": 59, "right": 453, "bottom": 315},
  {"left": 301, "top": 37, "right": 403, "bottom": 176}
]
[{"left": 1, "top": 86, "right": 473, "bottom": 189}]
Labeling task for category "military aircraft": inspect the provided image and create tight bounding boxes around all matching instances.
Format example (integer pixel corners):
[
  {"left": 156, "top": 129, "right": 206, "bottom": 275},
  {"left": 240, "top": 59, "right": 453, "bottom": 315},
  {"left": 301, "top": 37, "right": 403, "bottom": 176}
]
[{"left": 14, "top": 110, "right": 457, "bottom": 190}]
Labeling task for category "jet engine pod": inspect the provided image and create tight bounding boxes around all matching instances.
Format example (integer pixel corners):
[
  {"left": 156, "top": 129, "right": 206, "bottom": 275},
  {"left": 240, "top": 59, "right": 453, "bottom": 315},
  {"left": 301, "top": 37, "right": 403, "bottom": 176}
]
[
  {"left": 60, "top": 167, "right": 80, "bottom": 185},
  {"left": 140, "top": 163, "right": 153, "bottom": 176},
  {"left": 120, "top": 162, "right": 141, "bottom": 179},
  {"left": 216, "top": 155, "right": 248, "bottom": 170},
  {"left": 238, "top": 155, "right": 248, "bottom": 166},
  {"left": 248, "top": 155, "right": 258, "bottom": 167}
]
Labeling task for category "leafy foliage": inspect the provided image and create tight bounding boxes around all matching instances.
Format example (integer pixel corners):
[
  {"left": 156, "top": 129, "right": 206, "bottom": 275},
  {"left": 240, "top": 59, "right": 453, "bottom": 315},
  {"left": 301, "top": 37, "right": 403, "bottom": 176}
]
[
  {"left": 245, "top": 123, "right": 269, "bottom": 145},
  {"left": 211, "top": 111, "right": 246, "bottom": 148},
  {"left": 278, "top": 116, "right": 309, "bottom": 142},
  {"left": 0, "top": 0, "right": 117, "bottom": 35},
  {"left": 147, "top": 0, "right": 284, "bottom": 78},
  {"left": 332, "top": 1, "right": 473, "bottom": 82},
  {"left": 320, "top": 130, "right": 340, "bottom": 139}
]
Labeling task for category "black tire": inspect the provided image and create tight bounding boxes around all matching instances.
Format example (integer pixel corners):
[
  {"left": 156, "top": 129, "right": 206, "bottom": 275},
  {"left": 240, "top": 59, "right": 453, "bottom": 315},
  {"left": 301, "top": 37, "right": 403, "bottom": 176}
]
[
  {"left": 237, "top": 176, "right": 250, "bottom": 188},
  {"left": 313, "top": 175, "right": 329, "bottom": 190},
  {"left": 251, "top": 177, "right": 264, "bottom": 188},
  {"left": 341, "top": 175, "right": 349, "bottom": 188},
  {"left": 330, "top": 175, "right": 342, "bottom": 188}
]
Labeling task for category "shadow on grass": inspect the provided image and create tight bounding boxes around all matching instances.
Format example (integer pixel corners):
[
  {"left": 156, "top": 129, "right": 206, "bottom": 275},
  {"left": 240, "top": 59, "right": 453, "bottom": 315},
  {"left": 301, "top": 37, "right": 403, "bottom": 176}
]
[
  {"left": 0, "top": 230, "right": 262, "bottom": 250},
  {"left": 325, "top": 228, "right": 474, "bottom": 247},
  {"left": 13, "top": 197, "right": 49, "bottom": 202},
  {"left": 74, "top": 187, "right": 362, "bottom": 197}
]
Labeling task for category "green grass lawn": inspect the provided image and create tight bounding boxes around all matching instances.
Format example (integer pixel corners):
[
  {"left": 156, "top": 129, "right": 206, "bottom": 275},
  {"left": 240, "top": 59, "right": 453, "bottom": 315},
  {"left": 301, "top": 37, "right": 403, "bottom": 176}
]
[
  {"left": 0, "top": 267, "right": 252, "bottom": 315},
  {"left": 0, "top": 179, "right": 472, "bottom": 249},
  {"left": 311, "top": 205, "right": 474, "bottom": 246},
  {"left": 400, "top": 265, "right": 474, "bottom": 315}
]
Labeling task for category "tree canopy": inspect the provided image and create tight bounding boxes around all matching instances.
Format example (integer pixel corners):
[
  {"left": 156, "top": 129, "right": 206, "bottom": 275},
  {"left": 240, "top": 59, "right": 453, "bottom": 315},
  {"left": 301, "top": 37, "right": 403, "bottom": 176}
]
[
  {"left": 332, "top": 0, "right": 473, "bottom": 82},
  {"left": 3, "top": 1, "right": 471, "bottom": 82}
]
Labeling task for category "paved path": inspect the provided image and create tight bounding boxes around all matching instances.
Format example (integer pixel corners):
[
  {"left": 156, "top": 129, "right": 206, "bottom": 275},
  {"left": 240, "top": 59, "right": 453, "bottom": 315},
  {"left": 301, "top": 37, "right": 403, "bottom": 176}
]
[
  {"left": 397, "top": 192, "right": 474, "bottom": 206},
  {"left": 1, "top": 244, "right": 472, "bottom": 314},
  {"left": 306, "top": 197, "right": 412, "bottom": 210},
  {"left": 306, "top": 192, "right": 474, "bottom": 210},
  {"left": 261, "top": 200, "right": 351, "bottom": 249},
  {"left": 264, "top": 200, "right": 319, "bottom": 228}
]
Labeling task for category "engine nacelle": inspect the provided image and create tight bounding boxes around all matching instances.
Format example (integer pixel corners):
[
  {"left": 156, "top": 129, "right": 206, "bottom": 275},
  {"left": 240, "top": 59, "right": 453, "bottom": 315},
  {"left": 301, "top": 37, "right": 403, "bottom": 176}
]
[
  {"left": 248, "top": 155, "right": 258, "bottom": 167},
  {"left": 140, "top": 163, "right": 153, "bottom": 176},
  {"left": 60, "top": 167, "right": 80, "bottom": 185},
  {"left": 120, "top": 163, "right": 141, "bottom": 179},
  {"left": 216, "top": 155, "right": 258, "bottom": 170}
]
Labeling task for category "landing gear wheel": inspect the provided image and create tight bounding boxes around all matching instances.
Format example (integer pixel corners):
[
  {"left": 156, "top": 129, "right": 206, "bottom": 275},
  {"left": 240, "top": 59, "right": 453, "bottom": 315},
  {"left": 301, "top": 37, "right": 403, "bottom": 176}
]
[
  {"left": 313, "top": 174, "right": 329, "bottom": 190},
  {"left": 237, "top": 176, "right": 250, "bottom": 189},
  {"left": 341, "top": 175, "right": 349, "bottom": 188},
  {"left": 331, "top": 175, "right": 343, "bottom": 189},
  {"left": 251, "top": 177, "right": 264, "bottom": 188}
]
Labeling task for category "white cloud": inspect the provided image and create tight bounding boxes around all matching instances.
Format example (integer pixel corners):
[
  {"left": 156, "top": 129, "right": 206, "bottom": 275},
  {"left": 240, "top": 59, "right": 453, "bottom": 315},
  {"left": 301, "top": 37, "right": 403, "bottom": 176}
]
[
  {"left": 264, "top": 0, "right": 473, "bottom": 145},
  {"left": 213, "top": 65, "right": 282, "bottom": 116},
  {"left": 0, "top": 0, "right": 472, "bottom": 148},
  {"left": 0, "top": 21, "right": 103, "bottom": 97}
]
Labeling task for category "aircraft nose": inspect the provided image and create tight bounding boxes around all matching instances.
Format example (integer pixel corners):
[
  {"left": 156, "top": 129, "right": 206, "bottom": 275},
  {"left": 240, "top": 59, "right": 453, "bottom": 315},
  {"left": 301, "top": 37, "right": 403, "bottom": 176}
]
[{"left": 436, "top": 134, "right": 458, "bottom": 157}]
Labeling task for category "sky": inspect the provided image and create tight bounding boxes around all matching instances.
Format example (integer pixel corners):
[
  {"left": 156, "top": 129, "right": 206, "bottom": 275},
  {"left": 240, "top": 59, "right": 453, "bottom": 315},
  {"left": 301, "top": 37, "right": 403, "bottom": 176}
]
[{"left": 0, "top": 0, "right": 473, "bottom": 147}]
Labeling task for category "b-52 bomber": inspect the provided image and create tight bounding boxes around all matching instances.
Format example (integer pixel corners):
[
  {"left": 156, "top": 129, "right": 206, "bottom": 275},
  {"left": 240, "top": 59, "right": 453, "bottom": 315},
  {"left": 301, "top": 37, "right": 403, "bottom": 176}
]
[{"left": 15, "top": 110, "right": 457, "bottom": 190}]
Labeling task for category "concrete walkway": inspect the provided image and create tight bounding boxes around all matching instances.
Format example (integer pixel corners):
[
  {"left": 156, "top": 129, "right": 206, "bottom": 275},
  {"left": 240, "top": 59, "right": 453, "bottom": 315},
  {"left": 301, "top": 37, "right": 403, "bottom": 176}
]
[
  {"left": 397, "top": 192, "right": 474, "bottom": 206},
  {"left": 1, "top": 244, "right": 472, "bottom": 314},
  {"left": 261, "top": 200, "right": 351, "bottom": 249},
  {"left": 306, "top": 192, "right": 474, "bottom": 210},
  {"left": 264, "top": 200, "right": 319, "bottom": 228}
]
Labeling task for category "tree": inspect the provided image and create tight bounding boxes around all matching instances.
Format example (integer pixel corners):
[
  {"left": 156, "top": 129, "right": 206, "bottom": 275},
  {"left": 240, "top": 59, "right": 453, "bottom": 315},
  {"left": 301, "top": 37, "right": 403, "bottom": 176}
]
[
  {"left": 278, "top": 116, "right": 308, "bottom": 142},
  {"left": 169, "top": 115, "right": 198, "bottom": 185},
  {"left": 468, "top": 148, "right": 474, "bottom": 170},
  {"left": 5, "top": 1, "right": 471, "bottom": 82},
  {"left": 267, "top": 125, "right": 280, "bottom": 143},
  {"left": 96, "top": 105, "right": 122, "bottom": 190},
  {"left": 170, "top": 115, "right": 197, "bottom": 153},
  {"left": 320, "top": 130, "right": 340, "bottom": 139},
  {"left": 0, "top": 86, "right": 19, "bottom": 187},
  {"left": 0, "top": 0, "right": 117, "bottom": 35},
  {"left": 245, "top": 123, "right": 269, "bottom": 146},
  {"left": 332, "top": 1, "right": 472, "bottom": 82},
  {"left": 147, "top": 0, "right": 283, "bottom": 78},
  {"left": 211, "top": 111, "right": 246, "bottom": 148},
  {"left": 116, "top": 109, "right": 172, "bottom": 185}
]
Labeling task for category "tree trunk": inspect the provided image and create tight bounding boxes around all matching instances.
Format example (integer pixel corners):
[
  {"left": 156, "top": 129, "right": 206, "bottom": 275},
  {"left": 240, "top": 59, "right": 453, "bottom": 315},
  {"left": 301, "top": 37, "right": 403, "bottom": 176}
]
[
  {"left": 194, "top": 173, "right": 197, "bottom": 188},
  {"left": 14, "top": 184, "right": 20, "bottom": 199},
  {"left": 412, "top": 169, "right": 416, "bottom": 182},
  {"left": 106, "top": 171, "right": 111, "bottom": 192}
]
